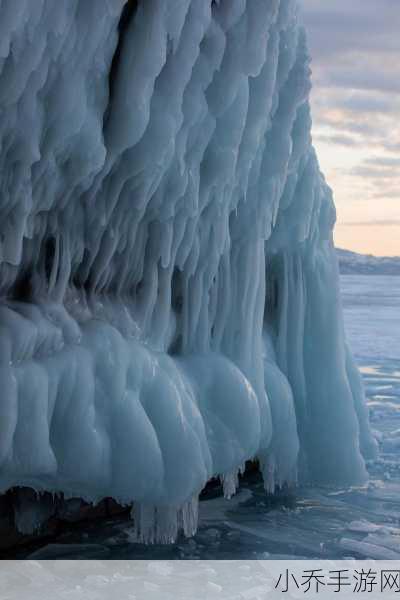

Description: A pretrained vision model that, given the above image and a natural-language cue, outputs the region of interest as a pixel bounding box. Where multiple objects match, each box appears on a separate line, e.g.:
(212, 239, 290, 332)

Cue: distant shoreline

(337, 248, 400, 275)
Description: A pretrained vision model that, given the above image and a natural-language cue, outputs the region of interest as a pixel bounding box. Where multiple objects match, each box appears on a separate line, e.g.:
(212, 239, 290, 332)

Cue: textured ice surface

(0, 0, 376, 541)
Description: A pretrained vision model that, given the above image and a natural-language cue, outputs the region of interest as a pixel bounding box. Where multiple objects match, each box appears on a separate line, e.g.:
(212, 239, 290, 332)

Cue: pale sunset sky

(299, 0, 399, 256)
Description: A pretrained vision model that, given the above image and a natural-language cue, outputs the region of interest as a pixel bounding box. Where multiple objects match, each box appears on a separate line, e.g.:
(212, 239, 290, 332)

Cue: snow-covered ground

(13, 274, 399, 560)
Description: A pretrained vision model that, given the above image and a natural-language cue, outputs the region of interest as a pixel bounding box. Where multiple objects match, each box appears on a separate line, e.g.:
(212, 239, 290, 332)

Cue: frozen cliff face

(0, 0, 377, 541)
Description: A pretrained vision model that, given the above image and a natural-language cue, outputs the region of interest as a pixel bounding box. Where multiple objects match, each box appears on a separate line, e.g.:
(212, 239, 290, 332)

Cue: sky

(298, 0, 400, 256)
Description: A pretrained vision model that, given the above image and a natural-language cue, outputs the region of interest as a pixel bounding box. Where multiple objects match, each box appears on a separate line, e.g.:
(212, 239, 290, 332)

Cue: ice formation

(0, 0, 377, 542)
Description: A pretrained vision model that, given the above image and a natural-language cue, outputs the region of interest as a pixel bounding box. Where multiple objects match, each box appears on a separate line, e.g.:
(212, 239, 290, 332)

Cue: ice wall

(0, 0, 377, 542)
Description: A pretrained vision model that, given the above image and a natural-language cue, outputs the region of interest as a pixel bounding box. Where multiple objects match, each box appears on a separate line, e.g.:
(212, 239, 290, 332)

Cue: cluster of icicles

(0, 0, 376, 542)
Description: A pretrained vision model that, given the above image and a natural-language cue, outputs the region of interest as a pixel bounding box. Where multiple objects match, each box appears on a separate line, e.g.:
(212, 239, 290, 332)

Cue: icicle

(179, 496, 199, 539)
(131, 504, 157, 545)
(131, 497, 199, 544)
(259, 455, 276, 495)
(221, 471, 239, 500)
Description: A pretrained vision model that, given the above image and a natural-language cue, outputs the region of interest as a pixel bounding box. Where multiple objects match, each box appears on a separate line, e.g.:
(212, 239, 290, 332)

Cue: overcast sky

(298, 0, 400, 256)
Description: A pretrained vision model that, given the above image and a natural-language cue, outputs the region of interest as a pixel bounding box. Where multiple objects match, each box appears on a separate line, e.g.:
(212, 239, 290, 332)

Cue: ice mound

(0, 0, 376, 542)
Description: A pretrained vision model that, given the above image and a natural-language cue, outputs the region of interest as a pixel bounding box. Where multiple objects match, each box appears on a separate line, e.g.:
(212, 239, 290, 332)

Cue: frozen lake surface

(17, 275, 400, 559)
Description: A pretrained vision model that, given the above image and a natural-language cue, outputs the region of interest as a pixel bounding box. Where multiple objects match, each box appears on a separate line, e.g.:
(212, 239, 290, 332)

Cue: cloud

(348, 156, 400, 181)
(319, 68, 400, 94)
(299, 0, 400, 94)
(383, 141, 400, 153)
(313, 133, 359, 147)
(313, 111, 388, 140)
(311, 90, 399, 147)
(298, 0, 400, 65)
(340, 219, 400, 226)
(364, 156, 400, 167)
(348, 165, 398, 179)
(370, 188, 399, 200)
(339, 94, 397, 113)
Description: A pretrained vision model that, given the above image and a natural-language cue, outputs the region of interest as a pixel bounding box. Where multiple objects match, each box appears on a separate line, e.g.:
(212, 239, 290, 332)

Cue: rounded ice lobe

(179, 354, 261, 476)
(262, 357, 299, 493)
